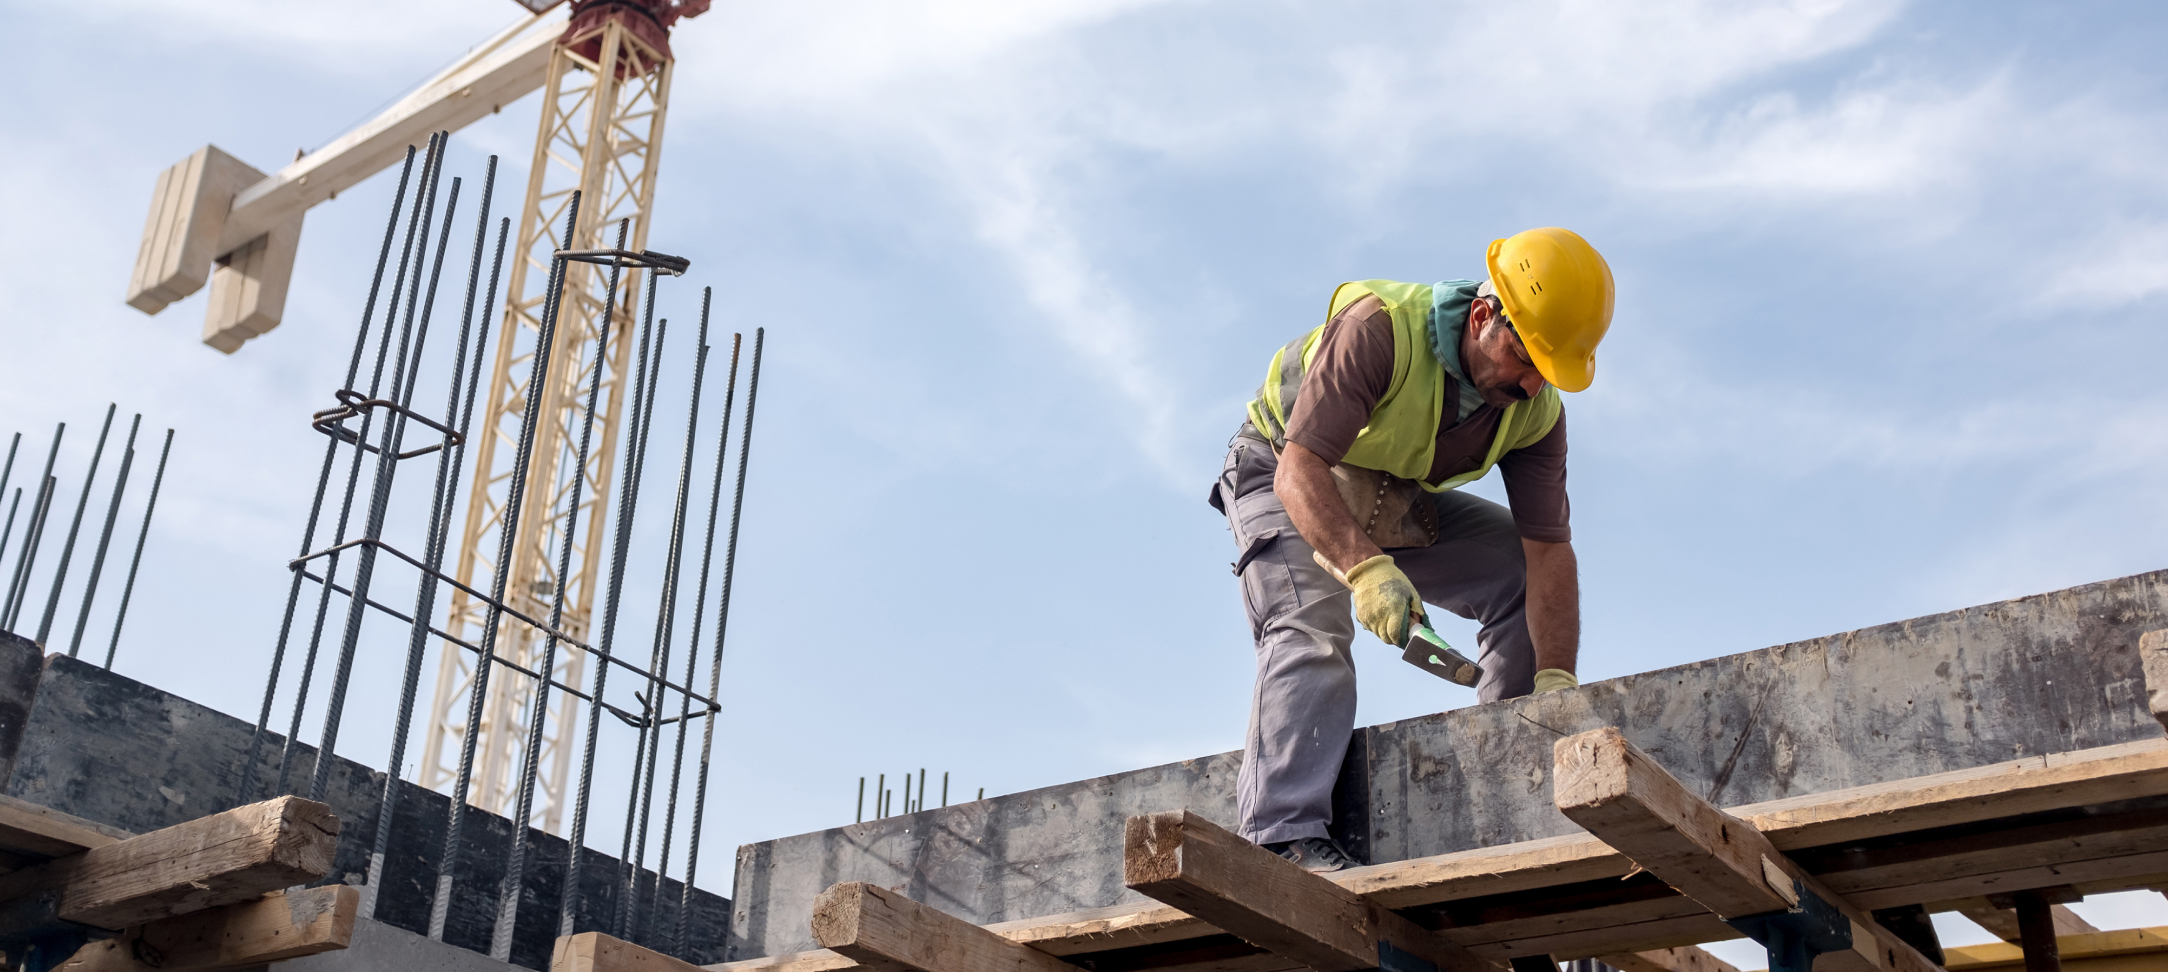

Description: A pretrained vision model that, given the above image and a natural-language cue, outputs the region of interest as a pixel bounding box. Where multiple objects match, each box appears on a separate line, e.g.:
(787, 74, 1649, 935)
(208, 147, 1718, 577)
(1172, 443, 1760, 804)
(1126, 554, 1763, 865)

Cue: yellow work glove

(1533, 669, 1578, 694)
(1318, 552, 1419, 648)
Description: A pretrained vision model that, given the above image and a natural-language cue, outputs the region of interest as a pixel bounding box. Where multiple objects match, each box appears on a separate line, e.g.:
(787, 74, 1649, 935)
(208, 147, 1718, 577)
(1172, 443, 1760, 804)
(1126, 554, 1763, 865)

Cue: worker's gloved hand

(1532, 669, 1578, 694)
(1331, 553, 1420, 648)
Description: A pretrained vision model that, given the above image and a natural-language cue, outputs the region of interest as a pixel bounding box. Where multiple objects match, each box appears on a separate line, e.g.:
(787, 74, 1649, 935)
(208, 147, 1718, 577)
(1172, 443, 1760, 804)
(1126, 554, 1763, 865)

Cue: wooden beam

(2142, 630, 2168, 734)
(0, 795, 339, 929)
(1592, 945, 1742, 972)
(812, 882, 1078, 972)
(719, 739, 2168, 972)
(1943, 926, 2168, 972)
(1124, 810, 1496, 972)
(551, 931, 708, 972)
(1956, 904, 2096, 945)
(52, 885, 358, 971)
(1553, 727, 1946, 972)
(0, 794, 129, 859)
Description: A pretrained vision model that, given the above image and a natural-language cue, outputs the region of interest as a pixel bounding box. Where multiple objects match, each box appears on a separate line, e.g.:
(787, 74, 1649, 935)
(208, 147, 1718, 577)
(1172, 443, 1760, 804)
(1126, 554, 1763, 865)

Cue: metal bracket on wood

(1722, 876, 1851, 972)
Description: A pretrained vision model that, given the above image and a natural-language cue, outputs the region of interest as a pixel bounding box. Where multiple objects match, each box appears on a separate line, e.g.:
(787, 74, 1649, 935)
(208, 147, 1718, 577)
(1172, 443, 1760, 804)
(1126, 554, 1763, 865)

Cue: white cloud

(2041, 221, 2168, 310)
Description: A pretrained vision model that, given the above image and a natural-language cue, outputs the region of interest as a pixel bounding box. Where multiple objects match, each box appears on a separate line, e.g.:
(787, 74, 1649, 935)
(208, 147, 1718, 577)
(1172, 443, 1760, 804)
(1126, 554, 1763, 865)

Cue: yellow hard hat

(1484, 227, 1614, 393)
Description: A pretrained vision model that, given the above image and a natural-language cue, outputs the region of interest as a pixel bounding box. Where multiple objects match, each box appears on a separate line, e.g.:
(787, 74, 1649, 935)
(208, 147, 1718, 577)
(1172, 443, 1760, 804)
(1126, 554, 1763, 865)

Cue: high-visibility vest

(1245, 279, 1561, 492)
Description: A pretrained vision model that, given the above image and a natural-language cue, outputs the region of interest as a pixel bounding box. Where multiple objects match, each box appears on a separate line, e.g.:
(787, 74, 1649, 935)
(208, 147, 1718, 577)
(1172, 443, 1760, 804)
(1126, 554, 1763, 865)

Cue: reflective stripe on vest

(1244, 279, 1560, 492)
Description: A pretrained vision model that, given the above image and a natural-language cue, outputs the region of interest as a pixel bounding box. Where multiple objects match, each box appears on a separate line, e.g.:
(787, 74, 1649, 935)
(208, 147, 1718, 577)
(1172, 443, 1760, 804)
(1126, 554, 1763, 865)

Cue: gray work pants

(1210, 433, 1537, 846)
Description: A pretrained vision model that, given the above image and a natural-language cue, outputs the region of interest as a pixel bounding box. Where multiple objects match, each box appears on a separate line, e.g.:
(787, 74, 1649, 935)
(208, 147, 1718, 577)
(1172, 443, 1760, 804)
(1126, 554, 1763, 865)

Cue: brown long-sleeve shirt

(1282, 295, 1571, 542)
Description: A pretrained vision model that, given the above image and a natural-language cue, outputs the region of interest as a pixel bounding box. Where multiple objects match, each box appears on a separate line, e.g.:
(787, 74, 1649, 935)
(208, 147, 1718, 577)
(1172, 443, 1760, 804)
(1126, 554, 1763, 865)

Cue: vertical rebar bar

(310, 167, 463, 803)
(105, 430, 172, 670)
(0, 490, 19, 584)
(560, 266, 666, 938)
(857, 778, 865, 824)
(876, 775, 884, 818)
(430, 189, 581, 942)
(271, 133, 442, 798)
(654, 312, 731, 944)
(674, 327, 764, 944)
(4, 425, 64, 630)
(35, 404, 116, 645)
(67, 414, 140, 657)
(0, 433, 18, 524)
(618, 312, 713, 942)
(491, 220, 632, 961)
(942, 772, 949, 808)
(363, 164, 504, 922)
(233, 145, 420, 808)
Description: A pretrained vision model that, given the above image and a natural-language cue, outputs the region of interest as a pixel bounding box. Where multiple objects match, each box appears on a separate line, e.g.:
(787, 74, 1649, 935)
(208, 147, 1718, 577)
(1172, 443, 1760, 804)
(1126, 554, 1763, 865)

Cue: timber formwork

(549, 570, 2168, 972)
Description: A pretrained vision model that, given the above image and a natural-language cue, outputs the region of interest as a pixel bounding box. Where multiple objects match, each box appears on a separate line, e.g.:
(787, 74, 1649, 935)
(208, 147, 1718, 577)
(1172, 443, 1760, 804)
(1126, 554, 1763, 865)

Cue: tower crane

(123, 0, 708, 834)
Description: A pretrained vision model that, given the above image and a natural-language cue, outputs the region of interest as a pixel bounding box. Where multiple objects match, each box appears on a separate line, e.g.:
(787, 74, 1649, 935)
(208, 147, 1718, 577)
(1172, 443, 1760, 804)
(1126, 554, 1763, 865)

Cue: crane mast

(418, 1, 696, 834)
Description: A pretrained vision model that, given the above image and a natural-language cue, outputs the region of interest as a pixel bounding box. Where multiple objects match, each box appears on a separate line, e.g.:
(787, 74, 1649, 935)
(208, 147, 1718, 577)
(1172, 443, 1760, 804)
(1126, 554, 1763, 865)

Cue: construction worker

(1208, 228, 1614, 871)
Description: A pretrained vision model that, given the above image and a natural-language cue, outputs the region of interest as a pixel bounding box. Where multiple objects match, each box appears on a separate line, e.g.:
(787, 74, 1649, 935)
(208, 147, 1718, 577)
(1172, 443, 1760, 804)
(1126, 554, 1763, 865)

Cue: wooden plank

(2143, 631, 2168, 733)
(1743, 738, 2168, 850)
(0, 795, 338, 929)
(52, 885, 357, 971)
(555, 931, 709, 972)
(1956, 904, 2096, 944)
(1819, 818, 2168, 906)
(1553, 727, 1945, 972)
(1943, 926, 2168, 972)
(1592, 945, 1742, 972)
(0, 793, 130, 862)
(1123, 810, 1496, 972)
(812, 882, 1077, 972)
(720, 740, 2168, 972)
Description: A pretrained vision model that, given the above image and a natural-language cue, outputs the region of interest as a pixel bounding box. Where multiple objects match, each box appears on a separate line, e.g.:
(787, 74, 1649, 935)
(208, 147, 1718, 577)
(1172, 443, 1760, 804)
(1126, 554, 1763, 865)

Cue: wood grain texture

(1553, 727, 1947, 972)
(0, 795, 338, 929)
(0, 793, 130, 862)
(51, 885, 357, 971)
(1956, 904, 2096, 944)
(812, 882, 1075, 972)
(2142, 631, 2168, 733)
(1123, 810, 1496, 972)
(556, 931, 710, 972)
(719, 739, 2168, 972)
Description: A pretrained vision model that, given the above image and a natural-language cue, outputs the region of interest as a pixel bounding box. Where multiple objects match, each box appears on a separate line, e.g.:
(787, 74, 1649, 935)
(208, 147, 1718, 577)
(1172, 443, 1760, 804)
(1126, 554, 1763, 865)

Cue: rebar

(68, 415, 140, 657)
(0, 490, 19, 585)
(235, 142, 421, 809)
(276, 132, 447, 797)
(491, 218, 632, 960)
(361, 158, 504, 921)
(619, 307, 713, 942)
(104, 429, 171, 670)
(0, 433, 19, 524)
(654, 308, 731, 943)
(675, 327, 764, 945)
(430, 188, 581, 942)
(35, 404, 116, 644)
(560, 267, 668, 939)
(309, 165, 463, 803)
(5, 425, 63, 630)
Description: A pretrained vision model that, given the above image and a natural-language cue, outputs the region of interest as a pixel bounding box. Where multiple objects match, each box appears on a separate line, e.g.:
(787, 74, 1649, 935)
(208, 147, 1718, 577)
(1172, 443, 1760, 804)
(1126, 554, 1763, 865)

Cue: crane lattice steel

(124, 0, 707, 834)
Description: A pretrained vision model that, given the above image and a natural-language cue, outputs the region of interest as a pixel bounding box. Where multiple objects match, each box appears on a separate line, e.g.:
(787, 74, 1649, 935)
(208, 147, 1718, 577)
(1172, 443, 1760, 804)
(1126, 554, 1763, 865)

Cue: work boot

(1265, 836, 1358, 872)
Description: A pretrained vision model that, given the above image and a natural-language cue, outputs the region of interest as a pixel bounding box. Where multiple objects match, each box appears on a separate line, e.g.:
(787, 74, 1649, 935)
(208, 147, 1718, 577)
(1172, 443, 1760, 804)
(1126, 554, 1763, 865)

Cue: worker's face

(1465, 297, 1548, 406)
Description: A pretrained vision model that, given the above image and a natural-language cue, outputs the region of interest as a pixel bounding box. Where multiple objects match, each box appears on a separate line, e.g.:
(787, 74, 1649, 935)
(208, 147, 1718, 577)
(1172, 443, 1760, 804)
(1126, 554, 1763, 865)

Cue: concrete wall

(0, 639, 730, 969)
(727, 568, 2168, 960)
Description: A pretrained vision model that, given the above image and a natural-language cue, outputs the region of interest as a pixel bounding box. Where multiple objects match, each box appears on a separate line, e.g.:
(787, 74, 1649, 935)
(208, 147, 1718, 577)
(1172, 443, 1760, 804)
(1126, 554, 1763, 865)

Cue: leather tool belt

(1329, 463, 1438, 549)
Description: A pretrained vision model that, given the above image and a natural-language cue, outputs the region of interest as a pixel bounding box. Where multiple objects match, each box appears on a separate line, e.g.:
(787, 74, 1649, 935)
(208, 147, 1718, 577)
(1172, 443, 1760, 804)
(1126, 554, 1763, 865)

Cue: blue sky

(5, 0, 2167, 952)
